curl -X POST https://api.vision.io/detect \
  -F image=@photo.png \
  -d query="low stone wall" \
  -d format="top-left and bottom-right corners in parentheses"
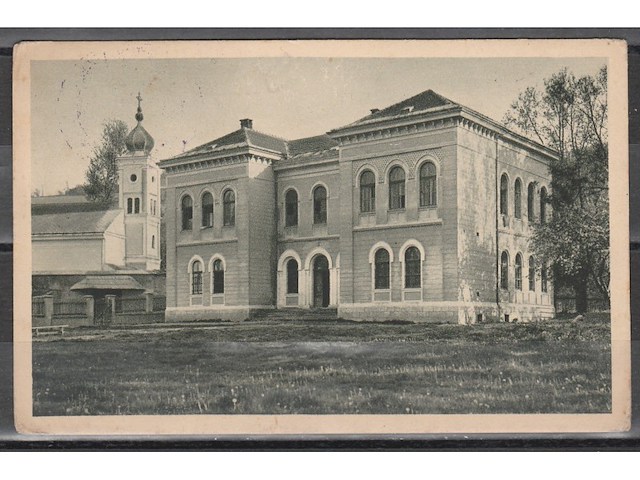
top-left (51, 316), bottom-right (93, 327)
top-left (339, 303), bottom-right (460, 324)
top-left (165, 306), bottom-right (254, 322)
top-left (112, 312), bottom-right (165, 325)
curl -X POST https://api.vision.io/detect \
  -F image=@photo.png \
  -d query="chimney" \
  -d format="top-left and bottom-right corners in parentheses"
top-left (240, 118), bottom-right (253, 129)
top-left (370, 108), bottom-right (380, 114)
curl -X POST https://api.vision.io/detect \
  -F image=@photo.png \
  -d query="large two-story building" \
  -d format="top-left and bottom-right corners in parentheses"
top-left (158, 89), bottom-right (555, 323)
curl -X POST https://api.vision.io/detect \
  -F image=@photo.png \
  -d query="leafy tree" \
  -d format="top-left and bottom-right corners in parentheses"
top-left (83, 119), bottom-right (129, 205)
top-left (504, 67), bottom-right (609, 313)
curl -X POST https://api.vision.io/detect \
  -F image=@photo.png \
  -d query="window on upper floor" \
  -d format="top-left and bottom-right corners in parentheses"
top-left (134, 197), bottom-right (140, 214)
top-left (181, 195), bottom-right (193, 231)
top-left (191, 260), bottom-right (202, 295)
top-left (313, 185), bottom-right (327, 224)
top-left (515, 253), bottom-right (523, 290)
top-left (541, 262), bottom-right (548, 293)
top-left (285, 189), bottom-right (298, 227)
top-left (212, 259), bottom-right (225, 294)
top-left (223, 190), bottom-right (235, 227)
top-left (527, 182), bottom-right (536, 222)
top-left (359, 170), bottom-right (376, 213)
top-left (202, 192), bottom-right (214, 228)
top-left (389, 166), bottom-right (406, 210)
top-left (419, 162), bottom-right (437, 207)
top-left (404, 246), bottom-right (421, 289)
top-left (514, 178), bottom-right (522, 219)
top-left (540, 187), bottom-right (548, 224)
top-left (500, 250), bottom-right (509, 289)
top-left (374, 249), bottom-right (390, 290)
top-left (500, 174), bottom-right (509, 216)
top-left (287, 258), bottom-right (299, 294)
top-left (127, 197), bottom-right (133, 215)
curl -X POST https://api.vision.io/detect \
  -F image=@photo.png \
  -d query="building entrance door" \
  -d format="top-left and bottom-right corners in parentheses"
top-left (312, 255), bottom-right (330, 308)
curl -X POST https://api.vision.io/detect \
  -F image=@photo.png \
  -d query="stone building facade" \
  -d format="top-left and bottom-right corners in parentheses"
top-left (159, 90), bottom-right (555, 323)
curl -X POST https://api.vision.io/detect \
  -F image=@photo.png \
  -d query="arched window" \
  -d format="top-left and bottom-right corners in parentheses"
top-left (374, 249), bottom-right (390, 290)
top-left (359, 170), bottom-right (376, 213)
top-left (527, 182), bottom-right (536, 221)
top-left (389, 166), bottom-right (406, 210)
top-left (212, 259), bottom-right (224, 294)
top-left (514, 179), bottom-right (522, 219)
top-left (541, 262), bottom-right (548, 293)
top-left (191, 260), bottom-right (202, 295)
top-left (286, 258), bottom-right (299, 294)
top-left (127, 198), bottom-right (133, 214)
top-left (181, 195), bottom-right (193, 230)
top-left (515, 253), bottom-right (523, 290)
top-left (134, 197), bottom-right (140, 214)
top-left (540, 187), bottom-right (548, 224)
top-left (500, 251), bottom-right (509, 289)
top-left (285, 189), bottom-right (298, 227)
top-left (419, 162), bottom-right (437, 207)
top-left (528, 256), bottom-right (536, 291)
top-left (313, 185), bottom-right (327, 224)
top-left (500, 174), bottom-right (509, 215)
top-left (223, 190), bottom-right (235, 226)
top-left (202, 192), bottom-right (213, 228)
top-left (404, 246), bottom-right (421, 289)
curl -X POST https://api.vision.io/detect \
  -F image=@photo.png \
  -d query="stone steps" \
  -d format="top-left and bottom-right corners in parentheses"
top-left (252, 307), bottom-right (338, 321)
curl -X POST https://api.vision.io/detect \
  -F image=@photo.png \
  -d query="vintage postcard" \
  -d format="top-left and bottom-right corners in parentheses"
top-left (13, 39), bottom-right (630, 435)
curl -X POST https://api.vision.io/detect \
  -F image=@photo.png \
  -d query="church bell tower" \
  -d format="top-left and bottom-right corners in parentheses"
top-left (117, 93), bottom-right (161, 271)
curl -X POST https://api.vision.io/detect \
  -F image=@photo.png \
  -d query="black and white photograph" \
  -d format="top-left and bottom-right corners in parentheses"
top-left (12, 39), bottom-right (630, 435)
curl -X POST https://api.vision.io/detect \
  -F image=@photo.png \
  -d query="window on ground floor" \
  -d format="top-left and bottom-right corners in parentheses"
top-left (287, 258), bottom-right (299, 294)
top-left (374, 249), bottom-right (390, 289)
top-left (404, 246), bottom-right (421, 289)
top-left (212, 259), bottom-right (225, 294)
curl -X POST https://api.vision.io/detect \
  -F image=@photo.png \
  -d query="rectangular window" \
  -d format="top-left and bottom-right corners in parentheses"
top-left (134, 197), bottom-right (140, 214)
top-left (191, 272), bottom-right (202, 295)
top-left (360, 184), bottom-right (375, 213)
top-left (375, 262), bottom-right (390, 289)
top-left (389, 182), bottom-right (405, 210)
top-left (126, 198), bottom-right (133, 214)
top-left (213, 271), bottom-right (224, 294)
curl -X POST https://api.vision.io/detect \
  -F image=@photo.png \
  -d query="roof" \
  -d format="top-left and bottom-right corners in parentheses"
top-left (32, 199), bottom-right (121, 235)
top-left (169, 127), bottom-right (288, 161)
top-left (70, 275), bottom-right (145, 291)
top-left (288, 134), bottom-right (339, 157)
top-left (335, 89), bottom-right (458, 130)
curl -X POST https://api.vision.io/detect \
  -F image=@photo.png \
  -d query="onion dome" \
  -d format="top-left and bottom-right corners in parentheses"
top-left (124, 93), bottom-right (155, 154)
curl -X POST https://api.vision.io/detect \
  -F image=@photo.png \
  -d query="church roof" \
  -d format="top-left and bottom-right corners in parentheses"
top-left (32, 197), bottom-right (121, 235)
top-left (331, 89), bottom-right (459, 131)
top-left (171, 127), bottom-right (289, 161)
top-left (124, 93), bottom-right (155, 154)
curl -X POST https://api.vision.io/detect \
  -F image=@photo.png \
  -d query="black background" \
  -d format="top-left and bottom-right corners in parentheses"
top-left (0, 28), bottom-right (638, 450)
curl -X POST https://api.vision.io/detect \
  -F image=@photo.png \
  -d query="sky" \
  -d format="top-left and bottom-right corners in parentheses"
top-left (30, 56), bottom-right (606, 195)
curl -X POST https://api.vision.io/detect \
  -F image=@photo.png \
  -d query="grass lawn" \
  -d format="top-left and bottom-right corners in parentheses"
top-left (32, 314), bottom-right (612, 416)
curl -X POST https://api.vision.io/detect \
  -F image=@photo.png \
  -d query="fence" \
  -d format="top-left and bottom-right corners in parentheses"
top-left (116, 296), bottom-right (147, 314)
top-left (153, 295), bottom-right (166, 312)
top-left (53, 300), bottom-right (87, 317)
top-left (32, 298), bottom-right (45, 317)
top-left (555, 297), bottom-right (610, 313)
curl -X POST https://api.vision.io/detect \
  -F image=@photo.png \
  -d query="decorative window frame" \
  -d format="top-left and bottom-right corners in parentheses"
top-left (355, 164), bottom-right (379, 215)
top-left (208, 254), bottom-right (226, 305)
top-left (179, 191), bottom-right (194, 231)
top-left (387, 162), bottom-right (408, 211)
top-left (221, 185), bottom-right (237, 227)
top-left (283, 186), bottom-right (300, 228)
top-left (188, 255), bottom-right (205, 305)
top-left (277, 249), bottom-right (303, 307)
top-left (368, 241), bottom-right (394, 302)
top-left (200, 189), bottom-right (215, 229)
top-left (399, 239), bottom-right (425, 301)
top-left (310, 181), bottom-right (329, 225)
top-left (416, 156), bottom-right (440, 209)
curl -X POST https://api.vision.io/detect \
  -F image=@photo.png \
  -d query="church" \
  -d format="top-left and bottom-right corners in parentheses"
top-left (158, 89), bottom-right (555, 324)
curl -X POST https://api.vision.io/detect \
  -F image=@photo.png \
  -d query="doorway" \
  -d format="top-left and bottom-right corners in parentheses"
top-left (312, 254), bottom-right (330, 308)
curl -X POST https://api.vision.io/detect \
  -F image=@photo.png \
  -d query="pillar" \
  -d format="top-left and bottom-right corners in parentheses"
top-left (84, 295), bottom-right (95, 323)
top-left (145, 292), bottom-right (154, 313)
top-left (43, 295), bottom-right (54, 326)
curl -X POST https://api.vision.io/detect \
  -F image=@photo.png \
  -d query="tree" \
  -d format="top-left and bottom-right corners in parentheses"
top-left (504, 67), bottom-right (609, 313)
top-left (83, 119), bottom-right (129, 204)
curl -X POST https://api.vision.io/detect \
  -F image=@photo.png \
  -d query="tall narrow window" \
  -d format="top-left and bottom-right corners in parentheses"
top-left (285, 189), bottom-right (298, 227)
top-left (514, 179), bottom-right (522, 219)
top-left (212, 259), bottom-right (225, 294)
top-left (181, 195), bottom-right (193, 230)
top-left (500, 174), bottom-right (509, 215)
top-left (527, 182), bottom-right (536, 221)
top-left (515, 253), bottom-right (523, 290)
top-left (286, 258), bottom-right (299, 294)
top-left (359, 170), bottom-right (376, 213)
top-left (500, 251), bottom-right (509, 289)
top-left (389, 166), bottom-right (406, 210)
top-left (134, 197), bottom-right (140, 214)
top-left (151, 235), bottom-right (155, 249)
top-left (127, 197), bottom-right (133, 214)
top-left (528, 256), bottom-right (536, 291)
top-left (313, 185), bottom-right (327, 224)
top-left (541, 263), bottom-right (548, 293)
top-left (223, 190), bottom-right (235, 226)
top-left (202, 192), bottom-right (213, 228)
top-left (540, 187), bottom-right (548, 224)
top-left (191, 260), bottom-right (202, 295)
top-left (404, 247), bottom-right (421, 289)
top-left (374, 249), bottom-right (390, 290)
top-left (419, 162), bottom-right (437, 207)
